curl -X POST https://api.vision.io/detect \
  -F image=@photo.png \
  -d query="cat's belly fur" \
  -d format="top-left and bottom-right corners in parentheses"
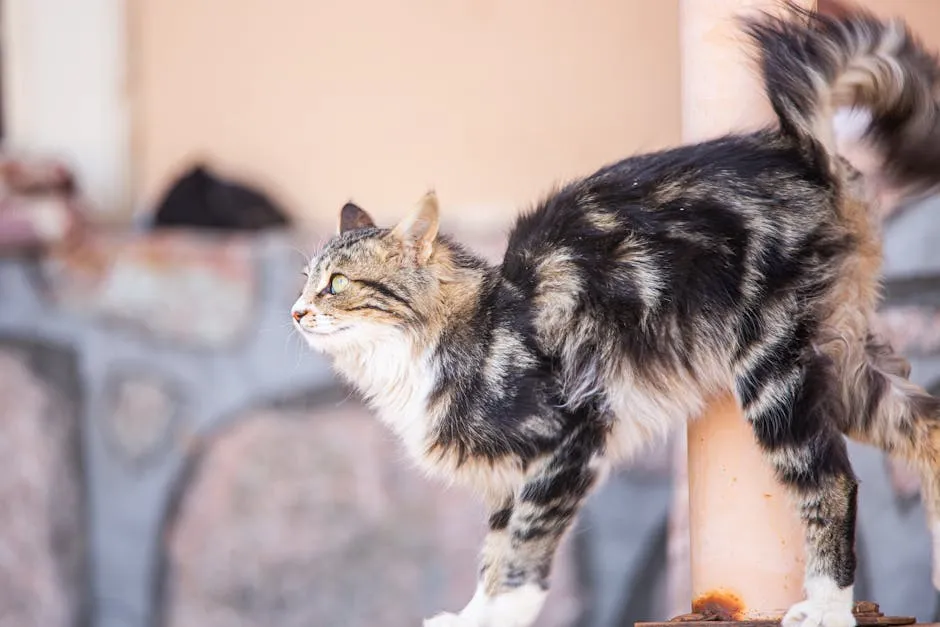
top-left (604, 368), bottom-right (713, 461)
top-left (423, 358), bottom-right (728, 501)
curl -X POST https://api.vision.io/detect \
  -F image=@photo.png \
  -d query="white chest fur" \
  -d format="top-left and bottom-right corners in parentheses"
top-left (331, 332), bottom-right (527, 501)
top-left (333, 333), bottom-right (436, 460)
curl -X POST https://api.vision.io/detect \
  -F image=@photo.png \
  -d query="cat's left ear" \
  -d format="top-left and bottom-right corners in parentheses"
top-left (391, 191), bottom-right (440, 264)
top-left (338, 202), bottom-right (376, 234)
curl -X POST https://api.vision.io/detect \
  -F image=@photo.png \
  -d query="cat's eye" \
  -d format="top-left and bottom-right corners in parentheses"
top-left (328, 273), bottom-right (350, 295)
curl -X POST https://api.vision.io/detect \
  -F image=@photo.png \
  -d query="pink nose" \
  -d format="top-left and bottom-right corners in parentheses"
top-left (292, 309), bottom-right (307, 322)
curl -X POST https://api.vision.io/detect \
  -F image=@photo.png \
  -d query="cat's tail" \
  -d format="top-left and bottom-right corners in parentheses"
top-left (744, 2), bottom-right (940, 202)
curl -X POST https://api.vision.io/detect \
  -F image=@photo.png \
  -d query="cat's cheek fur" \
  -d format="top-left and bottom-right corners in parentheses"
top-left (423, 584), bottom-right (547, 627)
top-left (782, 576), bottom-right (855, 627)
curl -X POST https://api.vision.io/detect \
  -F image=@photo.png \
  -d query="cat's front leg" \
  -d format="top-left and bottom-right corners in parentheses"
top-left (425, 423), bottom-right (606, 627)
top-left (423, 503), bottom-right (549, 627)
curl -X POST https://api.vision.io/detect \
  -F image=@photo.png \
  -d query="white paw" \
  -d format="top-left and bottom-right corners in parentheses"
top-left (423, 612), bottom-right (465, 627)
top-left (783, 599), bottom-right (856, 627)
top-left (423, 584), bottom-right (546, 627)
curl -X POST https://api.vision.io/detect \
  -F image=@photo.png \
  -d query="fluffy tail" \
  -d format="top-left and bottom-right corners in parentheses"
top-left (744, 2), bottom-right (940, 201)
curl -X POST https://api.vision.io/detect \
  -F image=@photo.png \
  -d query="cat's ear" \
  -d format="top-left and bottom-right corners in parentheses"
top-left (338, 202), bottom-right (376, 234)
top-left (391, 191), bottom-right (440, 264)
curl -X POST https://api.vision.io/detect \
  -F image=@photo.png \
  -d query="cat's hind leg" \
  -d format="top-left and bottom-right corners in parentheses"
top-left (736, 350), bottom-right (858, 627)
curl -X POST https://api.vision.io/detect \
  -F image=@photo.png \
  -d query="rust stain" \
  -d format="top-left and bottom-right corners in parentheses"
top-left (691, 589), bottom-right (746, 621)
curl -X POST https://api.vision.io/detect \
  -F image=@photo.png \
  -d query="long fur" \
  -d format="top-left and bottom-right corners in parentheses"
top-left (747, 2), bottom-right (940, 200)
top-left (292, 6), bottom-right (940, 627)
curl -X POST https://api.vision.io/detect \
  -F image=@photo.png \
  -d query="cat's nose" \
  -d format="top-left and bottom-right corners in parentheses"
top-left (292, 308), bottom-right (308, 323)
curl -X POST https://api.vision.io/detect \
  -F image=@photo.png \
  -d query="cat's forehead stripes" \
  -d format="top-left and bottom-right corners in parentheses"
top-left (309, 227), bottom-right (390, 275)
top-left (335, 226), bottom-right (388, 246)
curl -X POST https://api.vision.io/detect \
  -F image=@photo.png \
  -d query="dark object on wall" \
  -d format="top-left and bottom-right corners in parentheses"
top-left (151, 165), bottom-right (290, 231)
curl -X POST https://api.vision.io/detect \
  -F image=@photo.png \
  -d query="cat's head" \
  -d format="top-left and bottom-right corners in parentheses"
top-left (292, 191), bottom-right (452, 354)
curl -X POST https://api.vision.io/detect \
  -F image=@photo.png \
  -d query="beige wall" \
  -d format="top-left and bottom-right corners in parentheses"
top-left (129, 1), bottom-right (940, 231)
top-left (846, 0), bottom-right (940, 25)
top-left (129, 0), bottom-right (680, 230)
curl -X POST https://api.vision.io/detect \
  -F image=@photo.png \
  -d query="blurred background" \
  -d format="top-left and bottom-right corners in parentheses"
top-left (2, 1), bottom-right (940, 626)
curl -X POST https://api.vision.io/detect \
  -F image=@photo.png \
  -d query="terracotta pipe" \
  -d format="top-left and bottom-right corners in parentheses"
top-left (681, 0), bottom-right (812, 620)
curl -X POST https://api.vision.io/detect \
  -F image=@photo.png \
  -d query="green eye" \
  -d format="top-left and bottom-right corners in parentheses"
top-left (329, 273), bottom-right (350, 294)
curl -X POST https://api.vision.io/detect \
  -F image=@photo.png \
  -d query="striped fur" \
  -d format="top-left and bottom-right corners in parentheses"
top-left (292, 6), bottom-right (940, 627)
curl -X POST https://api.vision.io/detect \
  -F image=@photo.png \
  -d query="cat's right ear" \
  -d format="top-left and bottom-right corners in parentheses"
top-left (338, 202), bottom-right (376, 234)
top-left (391, 191), bottom-right (439, 265)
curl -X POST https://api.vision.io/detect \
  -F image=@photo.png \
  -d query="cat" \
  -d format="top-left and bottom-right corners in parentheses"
top-left (292, 5), bottom-right (940, 627)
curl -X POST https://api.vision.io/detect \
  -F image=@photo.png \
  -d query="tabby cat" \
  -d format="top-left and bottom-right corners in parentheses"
top-left (292, 6), bottom-right (940, 627)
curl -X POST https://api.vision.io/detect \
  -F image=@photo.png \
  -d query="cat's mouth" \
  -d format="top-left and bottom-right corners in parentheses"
top-left (297, 323), bottom-right (352, 337)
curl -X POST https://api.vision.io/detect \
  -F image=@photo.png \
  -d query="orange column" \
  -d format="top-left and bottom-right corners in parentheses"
top-left (682, 0), bottom-right (810, 620)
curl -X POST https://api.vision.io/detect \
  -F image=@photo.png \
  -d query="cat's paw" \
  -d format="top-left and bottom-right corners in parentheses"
top-left (423, 612), bottom-right (465, 627)
top-left (782, 599), bottom-right (856, 627)
top-left (784, 576), bottom-right (855, 627)
top-left (423, 584), bottom-right (546, 627)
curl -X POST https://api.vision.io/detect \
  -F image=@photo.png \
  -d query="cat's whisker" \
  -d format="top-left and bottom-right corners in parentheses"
top-left (285, 327), bottom-right (312, 373)
top-left (334, 388), bottom-right (356, 407)
top-left (287, 245), bottom-right (312, 268)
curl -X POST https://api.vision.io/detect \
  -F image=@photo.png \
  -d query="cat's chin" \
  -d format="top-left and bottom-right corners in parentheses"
top-left (296, 326), bottom-right (353, 351)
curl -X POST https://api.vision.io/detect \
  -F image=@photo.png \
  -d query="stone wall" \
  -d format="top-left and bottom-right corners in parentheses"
top-left (0, 340), bottom-right (87, 627)
top-left (1, 196), bottom-right (940, 626)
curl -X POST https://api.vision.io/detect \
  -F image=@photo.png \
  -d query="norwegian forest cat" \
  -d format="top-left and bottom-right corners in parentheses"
top-left (292, 6), bottom-right (940, 627)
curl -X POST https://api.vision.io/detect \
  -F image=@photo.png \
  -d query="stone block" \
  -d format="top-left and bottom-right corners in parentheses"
top-left (875, 306), bottom-right (940, 358)
top-left (0, 340), bottom-right (87, 627)
top-left (42, 232), bottom-right (256, 348)
top-left (102, 368), bottom-right (183, 472)
top-left (159, 400), bottom-right (581, 627)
